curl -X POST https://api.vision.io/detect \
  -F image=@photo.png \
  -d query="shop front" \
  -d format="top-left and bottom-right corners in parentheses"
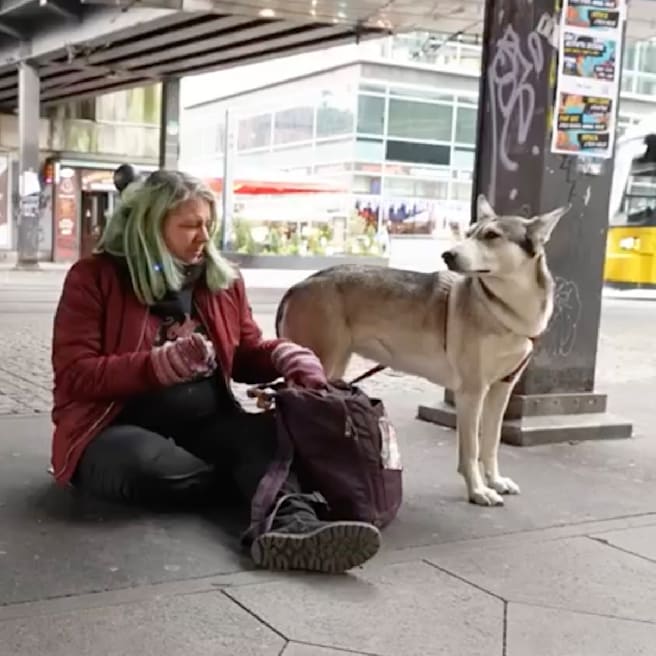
top-left (49, 160), bottom-right (155, 263)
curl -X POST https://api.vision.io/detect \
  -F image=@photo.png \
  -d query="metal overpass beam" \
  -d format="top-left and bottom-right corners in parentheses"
top-left (0, 6), bottom-right (178, 66)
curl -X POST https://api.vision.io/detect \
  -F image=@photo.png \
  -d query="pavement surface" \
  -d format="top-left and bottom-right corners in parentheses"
top-left (1, 272), bottom-right (656, 655)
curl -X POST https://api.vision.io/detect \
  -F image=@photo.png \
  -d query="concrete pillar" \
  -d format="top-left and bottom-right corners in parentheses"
top-left (15, 62), bottom-right (41, 269)
top-left (159, 78), bottom-right (180, 170)
top-left (418, 1), bottom-right (632, 445)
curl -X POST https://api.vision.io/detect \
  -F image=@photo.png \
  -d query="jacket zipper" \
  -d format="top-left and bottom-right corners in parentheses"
top-left (53, 306), bottom-right (151, 481)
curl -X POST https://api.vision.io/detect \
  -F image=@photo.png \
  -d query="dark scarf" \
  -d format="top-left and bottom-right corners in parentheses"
top-left (110, 255), bottom-right (205, 320)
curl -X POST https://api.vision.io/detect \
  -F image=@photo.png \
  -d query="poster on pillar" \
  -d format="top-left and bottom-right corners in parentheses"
top-left (552, 0), bottom-right (626, 159)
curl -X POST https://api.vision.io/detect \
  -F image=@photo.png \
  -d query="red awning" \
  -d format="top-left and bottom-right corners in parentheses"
top-left (204, 177), bottom-right (346, 195)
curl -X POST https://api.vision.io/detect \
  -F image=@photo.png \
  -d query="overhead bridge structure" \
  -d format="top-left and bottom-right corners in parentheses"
top-left (0, 0), bottom-right (655, 109)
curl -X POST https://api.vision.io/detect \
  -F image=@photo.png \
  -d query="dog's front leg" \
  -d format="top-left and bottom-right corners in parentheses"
top-left (479, 380), bottom-right (520, 496)
top-left (456, 389), bottom-right (504, 506)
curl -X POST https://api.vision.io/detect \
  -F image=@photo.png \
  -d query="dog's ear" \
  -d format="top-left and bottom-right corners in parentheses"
top-left (527, 205), bottom-right (570, 245)
top-left (476, 194), bottom-right (496, 221)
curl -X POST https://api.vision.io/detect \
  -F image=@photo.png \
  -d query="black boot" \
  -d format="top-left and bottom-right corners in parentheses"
top-left (250, 492), bottom-right (381, 573)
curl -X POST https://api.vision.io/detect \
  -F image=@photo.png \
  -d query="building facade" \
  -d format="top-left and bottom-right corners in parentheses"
top-left (179, 32), bottom-right (656, 260)
top-left (0, 84), bottom-right (161, 262)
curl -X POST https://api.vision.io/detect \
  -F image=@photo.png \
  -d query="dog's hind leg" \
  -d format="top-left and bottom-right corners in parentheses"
top-left (456, 389), bottom-right (504, 506)
top-left (479, 380), bottom-right (519, 496)
top-left (277, 290), bottom-right (352, 379)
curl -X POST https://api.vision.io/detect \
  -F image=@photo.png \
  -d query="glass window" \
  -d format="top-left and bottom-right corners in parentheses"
top-left (273, 106), bottom-right (314, 145)
top-left (636, 75), bottom-right (656, 96)
top-left (387, 99), bottom-right (453, 142)
top-left (238, 114), bottom-right (272, 151)
top-left (386, 140), bottom-right (451, 166)
top-left (94, 85), bottom-right (161, 124)
top-left (640, 43), bottom-right (656, 75)
top-left (316, 92), bottom-right (354, 138)
top-left (415, 179), bottom-right (448, 199)
top-left (385, 176), bottom-right (448, 199)
top-left (621, 72), bottom-right (636, 93)
top-left (623, 43), bottom-right (637, 72)
top-left (61, 99), bottom-right (96, 121)
top-left (355, 138), bottom-right (384, 162)
top-left (357, 94), bottom-right (385, 135)
top-left (455, 106), bottom-right (477, 144)
top-left (452, 147), bottom-right (475, 170)
top-left (353, 175), bottom-right (382, 194)
top-left (451, 181), bottom-right (473, 201)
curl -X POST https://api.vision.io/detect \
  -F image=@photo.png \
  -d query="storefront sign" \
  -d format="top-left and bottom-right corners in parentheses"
top-left (53, 168), bottom-right (79, 263)
top-left (552, 0), bottom-right (626, 159)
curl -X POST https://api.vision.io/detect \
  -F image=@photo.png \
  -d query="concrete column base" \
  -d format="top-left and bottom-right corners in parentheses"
top-left (418, 390), bottom-right (633, 447)
top-left (13, 260), bottom-right (40, 271)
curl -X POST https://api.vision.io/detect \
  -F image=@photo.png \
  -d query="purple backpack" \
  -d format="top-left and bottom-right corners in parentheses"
top-left (247, 372), bottom-right (403, 538)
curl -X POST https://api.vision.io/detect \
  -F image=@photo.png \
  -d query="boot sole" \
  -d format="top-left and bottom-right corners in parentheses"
top-left (251, 522), bottom-right (381, 573)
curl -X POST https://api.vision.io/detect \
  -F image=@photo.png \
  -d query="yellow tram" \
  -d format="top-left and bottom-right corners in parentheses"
top-left (604, 117), bottom-right (656, 288)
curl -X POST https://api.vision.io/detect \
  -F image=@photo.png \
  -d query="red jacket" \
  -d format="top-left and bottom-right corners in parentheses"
top-left (51, 254), bottom-right (284, 486)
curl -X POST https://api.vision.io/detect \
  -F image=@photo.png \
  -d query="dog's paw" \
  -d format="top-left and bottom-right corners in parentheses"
top-left (487, 476), bottom-right (521, 495)
top-left (469, 486), bottom-right (504, 506)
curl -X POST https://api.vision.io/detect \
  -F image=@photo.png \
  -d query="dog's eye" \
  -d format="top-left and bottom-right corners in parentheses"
top-left (483, 231), bottom-right (500, 241)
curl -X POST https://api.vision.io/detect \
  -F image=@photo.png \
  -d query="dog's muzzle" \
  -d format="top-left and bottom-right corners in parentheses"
top-left (442, 250), bottom-right (457, 270)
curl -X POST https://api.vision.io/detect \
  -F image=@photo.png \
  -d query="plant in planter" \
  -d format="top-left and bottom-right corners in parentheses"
top-left (344, 211), bottom-right (383, 256)
top-left (231, 218), bottom-right (258, 255)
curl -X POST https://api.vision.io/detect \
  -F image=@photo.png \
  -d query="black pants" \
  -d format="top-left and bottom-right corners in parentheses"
top-left (73, 409), bottom-right (289, 512)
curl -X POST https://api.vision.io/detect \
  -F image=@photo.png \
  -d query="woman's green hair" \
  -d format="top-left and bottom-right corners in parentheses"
top-left (95, 169), bottom-right (236, 305)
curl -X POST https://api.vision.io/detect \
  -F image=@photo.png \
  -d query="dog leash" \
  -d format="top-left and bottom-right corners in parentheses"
top-left (248, 364), bottom-right (388, 410)
top-left (349, 363), bottom-right (387, 385)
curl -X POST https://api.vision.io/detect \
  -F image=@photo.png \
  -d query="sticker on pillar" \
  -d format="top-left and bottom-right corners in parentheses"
top-left (561, 32), bottom-right (617, 84)
top-left (554, 94), bottom-right (612, 156)
top-left (552, 0), bottom-right (627, 159)
top-left (564, 0), bottom-right (621, 31)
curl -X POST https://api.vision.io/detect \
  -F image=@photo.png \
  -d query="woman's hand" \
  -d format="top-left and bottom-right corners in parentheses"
top-left (271, 342), bottom-right (327, 389)
top-left (150, 333), bottom-right (217, 386)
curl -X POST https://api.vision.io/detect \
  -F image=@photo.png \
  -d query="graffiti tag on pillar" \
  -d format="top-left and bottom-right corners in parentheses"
top-left (487, 20), bottom-right (549, 206)
top-left (548, 276), bottom-right (582, 357)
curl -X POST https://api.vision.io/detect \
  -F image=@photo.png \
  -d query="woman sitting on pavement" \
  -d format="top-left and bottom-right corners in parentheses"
top-left (50, 169), bottom-right (381, 573)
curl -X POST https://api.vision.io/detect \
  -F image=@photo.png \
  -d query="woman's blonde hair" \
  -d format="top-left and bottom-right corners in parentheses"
top-left (95, 170), bottom-right (236, 305)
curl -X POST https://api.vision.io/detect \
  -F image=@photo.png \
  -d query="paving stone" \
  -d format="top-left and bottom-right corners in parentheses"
top-left (507, 602), bottom-right (656, 656)
top-left (283, 643), bottom-right (373, 655)
top-left (591, 525), bottom-right (656, 562)
top-left (425, 536), bottom-right (656, 623)
top-left (228, 560), bottom-right (503, 656)
top-left (0, 591), bottom-right (285, 656)
top-left (0, 416), bottom-right (248, 606)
